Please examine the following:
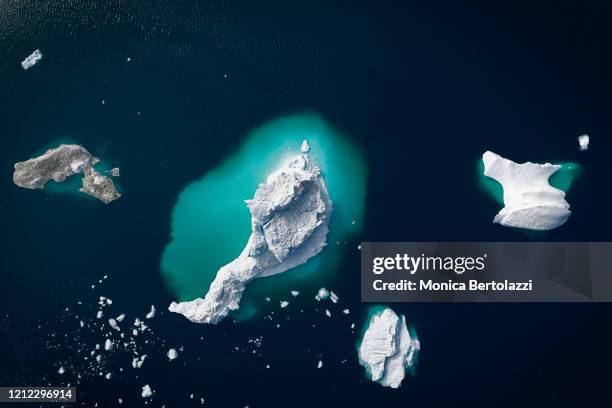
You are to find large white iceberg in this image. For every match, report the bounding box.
[169,141,333,324]
[482,151,571,231]
[358,307,419,389]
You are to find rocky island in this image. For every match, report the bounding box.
[13,144,121,204]
[482,151,571,231]
[169,140,333,324]
[358,307,420,389]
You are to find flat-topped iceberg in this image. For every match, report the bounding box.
[358,307,420,389]
[169,142,332,324]
[482,151,571,231]
[13,144,121,204]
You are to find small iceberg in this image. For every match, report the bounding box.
[21,49,42,70]
[578,134,590,151]
[357,307,420,389]
[482,151,572,231]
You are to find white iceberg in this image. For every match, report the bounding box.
[578,134,590,151]
[141,384,153,398]
[169,143,332,324]
[358,307,420,389]
[482,151,571,231]
[21,49,42,70]
[167,348,178,360]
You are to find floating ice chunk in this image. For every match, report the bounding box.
[301,139,310,153]
[317,360,323,369]
[325,309,331,318]
[330,291,339,303]
[358,307,420,389]
[315,288,330,301]
[96,310,103,319]
[105,373,112,380]
[482,151,571,230]
[116,314,125,322]
[104,339,113,351]
[145,305,156,319]
[342,309,350,315]
[280,301,289,308]
[21,49,42,70]
[58,366,65,375]
[167,348,178,361]
[141,384,153,398]
[132,355,146,369]
[108,319,120,331]
[578,134,590,151]
[290,290,300,297]
[169,149,332,324]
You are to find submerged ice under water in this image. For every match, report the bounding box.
[160,113,368,320]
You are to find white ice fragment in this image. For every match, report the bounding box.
[108,319,120,331]
[96,310,103,319]
[145,305,156,319]
[21,49,42,70]
[315,288,330,301]
[578,134,590,151]
[358,307,420,389]
[169,149,332,324]
[301,139,310,153]
[330,291,339,303]
[325,309,331,318]
[116,314,125,322]
[79,320,84,328]
[105,373,112,380]
[141,384,153,398]
[290,290,300,297]
[167,348,178,361]
[118,398,123,404]
[104,339,113,351]
[342,309,350,315]
[482,151,571,231]
[280,301,289,309]
[58,366,65,374]
[317,360,323,369]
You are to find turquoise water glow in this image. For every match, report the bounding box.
[160,113,368,319]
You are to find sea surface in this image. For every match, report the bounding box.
[1,1,611,407]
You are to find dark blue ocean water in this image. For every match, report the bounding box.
[1,1,611,407]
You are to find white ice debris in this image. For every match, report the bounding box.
[325,309,332,318]
[132,355,147,369]
[145,305,156,319]
[317,360,323,369]
[167,348,178,361]
[141,384,153,398]
[280,301,289,308]
[104,339,113,351]
[358,307,420,389]
[342,309,350,315]
[58,366,65,375]
[21,49,42,70]
[116,314,125,322]
[578,134,590,151]
[290,290,300,297]
[108,319,120,331]
[96,310,103,319]
[301,139,310,153]
[169,142,333,324]
[330,291,339,303]
[315,288,330,301]
[482,151,571,231]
